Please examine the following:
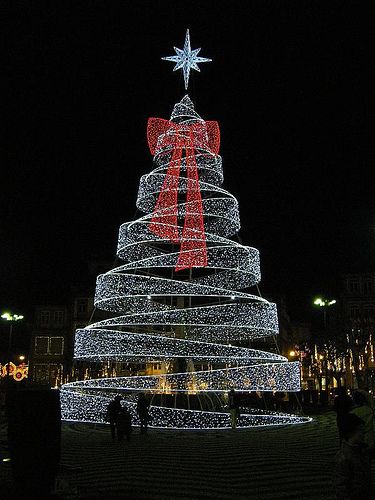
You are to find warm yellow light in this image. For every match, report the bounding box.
[289,350,296,357]
[319,354,324,360]
[19,355,25,361]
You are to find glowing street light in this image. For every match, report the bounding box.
[313,297,336,328]
[1,312,24,321]
[313,298,336,307]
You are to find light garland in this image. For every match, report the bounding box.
[63,363,301,392]
[0,362,28,382]
[60,389,309,429]
[61,94,309,429]
[74,329,289,362]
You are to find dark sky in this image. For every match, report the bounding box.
[3,0,375,321]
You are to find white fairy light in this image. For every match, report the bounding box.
[60,94,309,429]
[162,29,212,90]
[60,389,310,429]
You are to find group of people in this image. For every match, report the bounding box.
[106,392,150,442]
[333,387,375,499]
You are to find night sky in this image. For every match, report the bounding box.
[3,1,375,322]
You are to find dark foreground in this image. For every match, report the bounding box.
[2,411,373,499]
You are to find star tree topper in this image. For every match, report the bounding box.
[162,29,212,90]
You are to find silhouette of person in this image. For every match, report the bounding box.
[228,389,240,429]
[106,395,122,441]
[351,391,375,454]
[334,387,353,446]
[334,412,374,499]
[116,407,132,442]
[137,393,150,434]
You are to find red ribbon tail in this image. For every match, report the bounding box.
[175,147,208,271]
[149,146,182,243]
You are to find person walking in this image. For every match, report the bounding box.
[106,395,122,441]
[137,393,150,434]
[116,406,132,442]
[228,389,240,429]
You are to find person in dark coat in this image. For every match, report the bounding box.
[136,393,150,434]
[350,391,375,454]
[106,395,122,441]
[334,412,374,499]
[116,407,132,442]
[228,389,240,429]
[334,387,354,445]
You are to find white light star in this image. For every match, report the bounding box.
[162,29,212,90]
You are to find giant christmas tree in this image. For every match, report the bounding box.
[61,31,310,429]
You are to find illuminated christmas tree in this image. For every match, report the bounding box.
[61,31,310,429]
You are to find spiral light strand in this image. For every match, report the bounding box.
[61,96,310,428]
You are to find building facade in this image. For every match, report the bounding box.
[29,296,94,387]
[339,272,375,389]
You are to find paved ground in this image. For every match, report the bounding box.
[0,410,336,499]
[2,410,372,499]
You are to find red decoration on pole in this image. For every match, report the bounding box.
[147,118,220,271]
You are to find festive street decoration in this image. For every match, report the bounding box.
[0,362,28,382]
[162,29,211,89]
[61,93,310,429]
[147,116,220,270]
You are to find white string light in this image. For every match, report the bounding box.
[61,95,310,428]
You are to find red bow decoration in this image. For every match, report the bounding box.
[147,118,220,271]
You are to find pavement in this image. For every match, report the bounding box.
[1,409,353,499]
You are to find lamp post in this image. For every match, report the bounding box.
[1,312,24,385]
[313,298,336,395]
[313,297,336,328]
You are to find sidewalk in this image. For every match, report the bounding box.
[2,412,342,499]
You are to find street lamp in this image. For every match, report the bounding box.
[313,298,336,395]
[313,297,336,328]
[1,312,24,384]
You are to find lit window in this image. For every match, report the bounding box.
[34,336,64,355]
[35,336,49,354]
[33,363,63,386]
[33,363,50,383]
[49,337,64,355]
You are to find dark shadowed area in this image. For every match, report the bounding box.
[3,1,375,323]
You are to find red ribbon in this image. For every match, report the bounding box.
[147,118,220,271]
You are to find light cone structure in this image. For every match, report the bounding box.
[61,96,310,429]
